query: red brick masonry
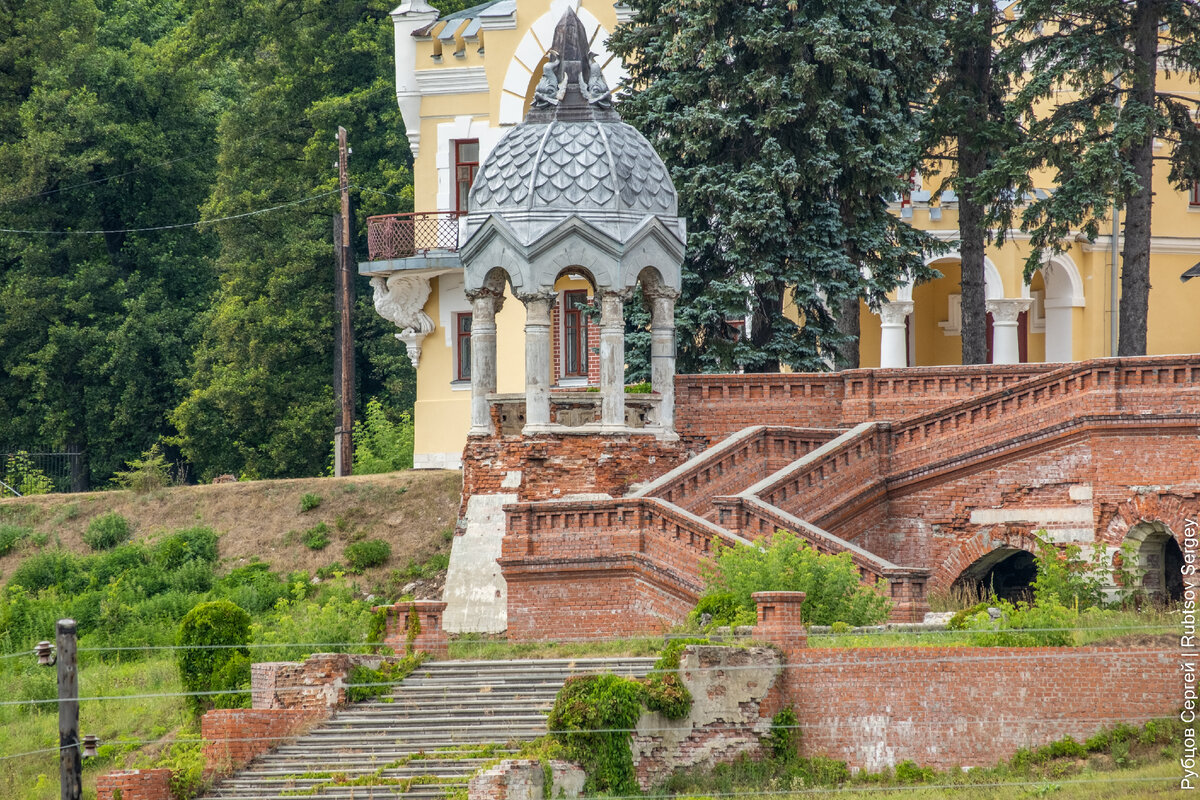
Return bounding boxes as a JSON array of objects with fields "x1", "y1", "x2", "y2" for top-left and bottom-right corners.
[
  {"x1": 751, "y1": 592, "x2": 1177, "y2": 771},
  {"x1": 476, "y1": 355, "x2": 1200, "y2": 639},
  {"x1": 96, "y1": 769, "x2": 173, "y2": 800},
  {"x1": 201, "y1": 708, "x2": 320, "y2": 774}
]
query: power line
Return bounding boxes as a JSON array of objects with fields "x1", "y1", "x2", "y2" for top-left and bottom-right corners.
[{"x1": 0, "y1": 187, "x2": 342, "y2": 236}]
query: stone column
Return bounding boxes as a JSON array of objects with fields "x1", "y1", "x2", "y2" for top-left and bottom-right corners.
[
  {"x1": 986, "y1": 298, "x2": 1032, "y2": 365},
  {"x1": 876, "y1": 301, "x2": 913, "y2": 369},
  {"x1": 599, "y1": 288, "x2": 631, "y2": 430},
  {"x1": 518, "y1": 289, "x2": 557, "y2": 432},
  {"x1": 646, "y1": 287, "x2": 680, "y2": 431},
  {"x1": 466, "y1": 288, "x2": 503, "y2": 436}
]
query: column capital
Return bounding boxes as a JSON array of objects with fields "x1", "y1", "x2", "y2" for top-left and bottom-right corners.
[
  {"x1": 986, "y1": 297, "x2": 1032, "y2": 324},
  {"x1": 875, "y1": 300, "x2": 913, "y2": 326},
  {"x1": 597, "y1": 286, "x2": 636, "y2": 303},
  {"x1": 514, "y1": 288, "x2": 559, "y2": 305},
  {"x1": 641, "y1": 285, "x2": 681, "y2": 302}
]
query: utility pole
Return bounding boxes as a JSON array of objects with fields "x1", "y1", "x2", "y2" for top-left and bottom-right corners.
[
  {"x1": 334, "y1": 126, "x2": 355, "y2": 477},
  {"x1": 57, "y1": 619, "x2": 80, "y2": 800}
]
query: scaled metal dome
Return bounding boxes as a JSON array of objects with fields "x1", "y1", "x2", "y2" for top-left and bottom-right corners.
[{"x1": 467, "y1": 9, "x2": 677, "y2": 222}]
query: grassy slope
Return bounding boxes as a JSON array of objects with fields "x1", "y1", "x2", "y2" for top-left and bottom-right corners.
[
  {"x1": 0, "y1": 470, "x2": 462, "y2": 591},
  {"x1": 0, "y1": 470, "x2": 463, "y2": 799}
]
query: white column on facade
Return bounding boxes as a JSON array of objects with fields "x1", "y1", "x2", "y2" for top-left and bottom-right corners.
[
  {"x1": 390, "y1": 1, "x2": 439, "y2": 159},
  {"x1": 876, "y1": 301, "x2": 913, "y2": 369},
  {"x1": 519, "y1": 289, "x2": 557, "y2": 432},
  {"x1": 647, "y1": 287, "x2": 680, "y2": 431},
  {"x1": 466, "y1": 288, "x2": 502, "y2": 436},
  {"x1": 599, "y1": 288, "x2": 632, "y2": 430},
  {"x1": 987, "y1": 298, "x2": 1033, "y2": 365}
]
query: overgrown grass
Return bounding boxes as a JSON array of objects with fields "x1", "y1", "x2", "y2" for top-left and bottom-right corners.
[
  {"x1": 807, "y1": 606, "x2": 1176, "y2": 648},
  {"x1": 657, "y1": 717, "x2": 1184, "y2": 799},
  {"x1": 0, "y1": 655, "x2": 189, "y2": 800}
]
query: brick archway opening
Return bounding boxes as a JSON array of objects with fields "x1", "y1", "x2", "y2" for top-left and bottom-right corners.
[
  {"x1": 951, "y1": 547, "x2": 1037, "y2": 603},
  {"x1": 1127, "y1": 522, "x2": 1185, "y2": 603}
]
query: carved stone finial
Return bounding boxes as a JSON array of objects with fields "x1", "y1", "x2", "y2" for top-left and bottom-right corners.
[
  {"x1": 532, "y1": 50, "x2": 562, "y2": 108},
  {"x1": 584, "y1": 52, "x2": 612, "y2": 108},
  {"x1": 371, "y1": 274, "x2": 435, "y2": 368}
]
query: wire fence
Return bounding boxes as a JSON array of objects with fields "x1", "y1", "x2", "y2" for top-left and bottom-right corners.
[{"x1": 1, "y1": 450, "x2": 84, "y2": 494}]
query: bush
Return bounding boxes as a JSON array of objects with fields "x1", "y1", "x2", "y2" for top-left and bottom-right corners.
[
  {"x1": 176, "y1": 600, "x2": 252, "y2": 716},
  {"x1": 4, "y1": 451, "x2": 54, "y2": 495},
  {"x1": 769, "y1": 707, "x2": 799, "y2": 760},
  {"x1": 299, "y1": 493, "x2": 322, "y2": 512},
  {"x1": 345, "y1": 538, "x2": 391, "y2": 571},
  {"x1": 84, "y1": 512, "x2": 132, "y2": 551},
  {"x1": 8, "y1": 550, "x2": 87, "y2": 594},
  {"x1": 696, "y1": 531, "x2": 891, "y2": 627},
  {"x1": 962, "y1": 596, "x2": 1077, "y2": 646},
  {"x1": 352, "y1": 398, "x2": 415, "y2": 474},
  {"x1": 547, "y1": 673, "x2": 644, "y2": 795},
  {"x1": 112, "y1": 444, "x2": 172, "y2": 493},
  {"x1": 303, "y1": 523, "x2": 330, "y2": 550},
  {"x1": 155, "y1": 527, "x2": 219, "y2": 569},
  {"x1": 0, "y1": 523, "x2": 30, "y2": 556}
]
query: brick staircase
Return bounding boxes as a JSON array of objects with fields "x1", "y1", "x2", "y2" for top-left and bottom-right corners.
[
  {"x1": 502, "y1": 355, "x2": 1200, "y2": 636},
  {"x1": 201, "y1": 657, "x2": 655, "y2": 800}
]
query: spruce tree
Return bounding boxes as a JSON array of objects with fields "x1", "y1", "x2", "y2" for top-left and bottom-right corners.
[
  {"x1": 997, "y1": 0, "x2": 1200, "y2": 356},
  {"x1": 609, "y1": 0, "x2": 946, "y2": 372},
  {"x1": 920, "y1": 2, "x2": 1024, "y2": 365}
]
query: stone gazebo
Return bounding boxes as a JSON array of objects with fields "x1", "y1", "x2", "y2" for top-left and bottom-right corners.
[{"x1": 459, "y1": 7, "x2": 685, "y2": 438}]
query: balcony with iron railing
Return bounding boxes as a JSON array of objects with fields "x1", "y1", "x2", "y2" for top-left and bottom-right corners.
[{"x1": 365, "y1": 211, "x2": 464, "y2": 262}]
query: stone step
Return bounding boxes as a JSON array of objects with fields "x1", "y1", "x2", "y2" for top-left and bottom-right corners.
[{"x1": 200, "y1": 657, "x2": 654, "y2": 800}]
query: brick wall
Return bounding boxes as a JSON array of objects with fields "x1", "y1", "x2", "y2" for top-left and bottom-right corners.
[
  {"x1": 468, "y1": 759, "x2": 585, "y2": 800},
  {"x1": 373, "y1": 600, "x2": 449, "y2": 658},
  {"x1": 96, "y1": 769, "x2": 173, "y2": 800},
  {"x1": 747, "y1": 593, "x2": 1179, "y2": 772},
  {"x1": 784, "y1": 645, "x2": 1177, "y2": 771},
  {"x1": 250, "y1": 653, "x2": 402, "y2": 711},
  {"x1": 501, "y1": 497, "x2": 740, "y2": 640},
  {"x1": 461, "y1": 433, "x2": 690, "y2": 517},
  {"x1": 632, "y1": 644, "x2": 784, "y2": 789},
  {"x1": 201, "y1": 708, "x2": 319, "y2": 775}
]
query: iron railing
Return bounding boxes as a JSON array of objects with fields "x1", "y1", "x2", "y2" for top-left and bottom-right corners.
[{"x1": 366, "y1": 211, "x2": 464, "y2": 260}]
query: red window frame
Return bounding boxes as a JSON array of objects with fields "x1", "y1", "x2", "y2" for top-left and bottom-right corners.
[
  {"x1": 455, "y1": 140, "x2": 480, "y2": 213},
  {"x1": 563, "y1": 290, "x2": 589, "y2": 377},
  {"x1": 1191, "y1": 183, "x2": 1200, "y2": 207},
  {"x1": 455, "y1": 312, "x2": 472, "y2": 381}
]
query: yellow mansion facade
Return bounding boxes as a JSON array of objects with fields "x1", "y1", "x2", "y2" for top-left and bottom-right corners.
[{"x1": 360, "y1": 0, "x2": 1200, "y2": 469}]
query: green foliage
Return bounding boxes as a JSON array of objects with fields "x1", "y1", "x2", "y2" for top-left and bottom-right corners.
[
  {"x1": 998, "y1": 0, "x2": 1200, "y2": 355},
  {"x1": 169, "y1": 0, "x2": 416, "y2": 481},
  {"x1": 962, "y1": 596, "x2": 1077, "y2": 647},
  {"x1": 345, "y1": 655, "x2": 424, "y2": 703},
  {"x1": 112, "y1": 443, "x2": 172, "y2": 493},
  {"x1": 299, "y1": 493, "x2": 322, "y2": 513},
  {"x1": 9, "y1": 550, "x2": 87, "y2": 594},
  {"x1": 698, "y1": 531, "x2": 891, "y2": 627},
  {"x1": 0, "y1": 523, "x2": 30, "y2": 556},
  {"x1": 83, "y1": 512, "x2": 132, "y2": 551},
  {"x1": 176, "y1": 600, "x2": 251, "y2": 716},
  {"x1": 1029, "y1": 534, "x2": 1107, "y2": 611},
  {"x1": 546, "y1": 674, "x2": 644, "y2": 795},
  {"x1": 353, "y1": 398, "x2": 415, "y2": 474},
  {"x1": 768, "y1": 707, "x2": 799, "y2": 761},
  {"x1": 345, "y1": 538, "x2": 391, "y2": 572},
  {"x1": 608, "y1": 0, "x2": 944, "y2": 373},
  {"x1": 155, "y1": 527, "x2": 220, "y2": 571},
  {"x1": 0, "y1": 0, "x2": 221, "y2": 488},
  {"x1": 250, "y1": 578, "x2": 376, "y2": 662},
  {"x1": 2, "y1": 453, "x2": 54, "y2": 496},
  {"x1": 302, "y1": 523, "x2": 330, "y2": 551},
  {"x1": 894, "y1": 760, "x2": 935, "y2": 784}
]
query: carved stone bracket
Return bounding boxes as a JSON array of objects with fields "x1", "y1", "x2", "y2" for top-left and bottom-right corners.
[{"x1": 371, "y1": 274, "x2": 435, "y2": 368}]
